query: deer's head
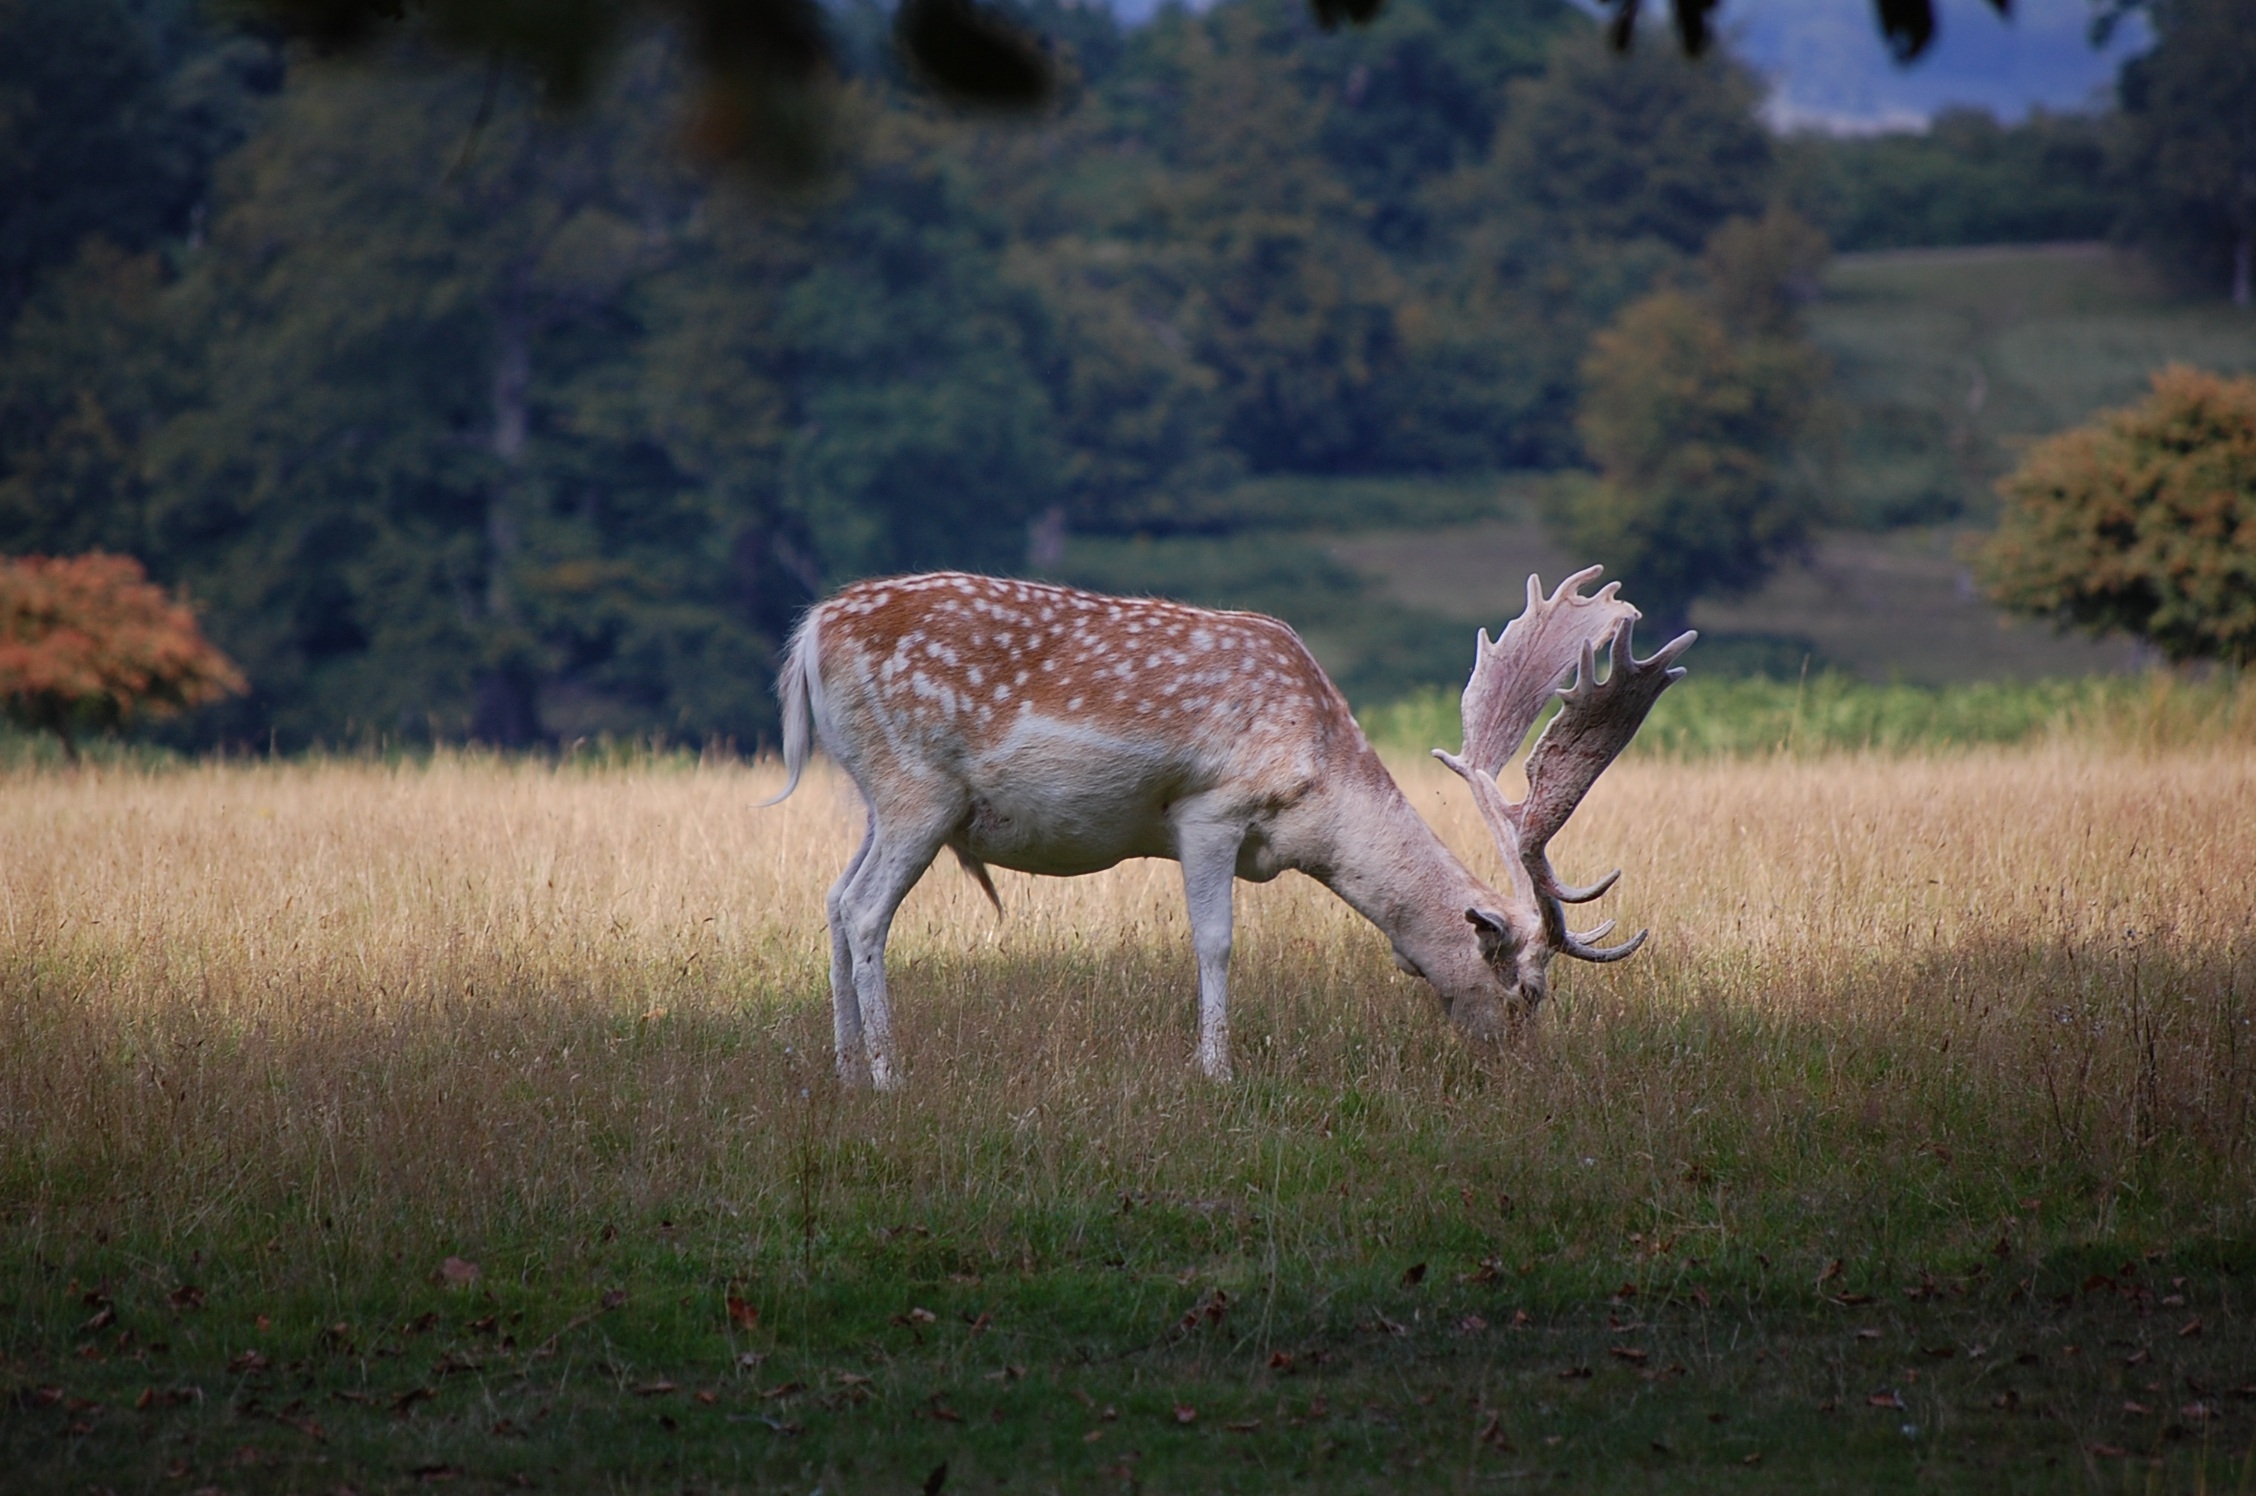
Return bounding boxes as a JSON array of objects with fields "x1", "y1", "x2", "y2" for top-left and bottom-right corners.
[{"x1": 1425, "y1": 567, "x2": 1694, "y2": 1036}]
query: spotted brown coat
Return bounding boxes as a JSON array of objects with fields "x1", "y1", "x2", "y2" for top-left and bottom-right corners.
[{"x1": 769, "y1": 568, "x2": 1692, "y2": 1088}]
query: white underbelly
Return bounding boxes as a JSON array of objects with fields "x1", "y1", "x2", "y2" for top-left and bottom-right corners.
[{"x1": 953, "y1": 716, "x2": 1203, "y2": 874}]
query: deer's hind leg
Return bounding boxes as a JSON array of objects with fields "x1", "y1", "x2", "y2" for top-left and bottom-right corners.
[
  {"x1": 825, "y1": 805, "x2": 878, "y2": 1087},
  {"x1": 836, "y1": 794, "x2": 959, "y2": 1091}
]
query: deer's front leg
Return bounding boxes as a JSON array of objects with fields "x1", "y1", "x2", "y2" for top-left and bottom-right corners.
[{"x1": 1176, "y1": 817, "x2": 1242, "y2": 1082}]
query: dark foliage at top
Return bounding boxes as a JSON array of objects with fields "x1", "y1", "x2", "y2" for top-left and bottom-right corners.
[{"x1": 0, "y1": 0, "x2": 2216, "y2": 748}]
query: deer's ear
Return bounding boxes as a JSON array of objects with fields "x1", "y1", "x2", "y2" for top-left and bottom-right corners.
[{"x1": 1465, "y1": 907, "x2": 1515, "y2": 966}]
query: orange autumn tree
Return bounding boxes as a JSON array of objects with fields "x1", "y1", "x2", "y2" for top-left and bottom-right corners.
[
  {"x1": 1976, "y1": 367, "x2": 2256, "y2": 668},
  {"x1": 0, "y1": 553, "x2": 246, "y2": 761}
]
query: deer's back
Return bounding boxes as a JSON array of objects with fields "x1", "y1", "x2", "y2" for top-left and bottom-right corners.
[{"x1": 803, "y1": 573, "x2": 1359, "y2": 873}]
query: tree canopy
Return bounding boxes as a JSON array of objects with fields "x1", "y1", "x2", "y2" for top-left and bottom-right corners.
[
  {"x1": 2114, "y1": 0, "x2": 2256, "y2": 304},
  {"x1": 1976, "y1": 366, "x2": 2256, "y2": 667},
  {"x1": 0, "y1": 550, "x2": 244, "y2": 758},
  {"x1": 1551, "y1": 208, "x2": 1833, "y2": 636},
  {"x1": 0, "y1": 0, "x2": 2207, "y2": 747},
  {"x1": 227, "y1": 0, "x2": 2004, "y2": 175}
]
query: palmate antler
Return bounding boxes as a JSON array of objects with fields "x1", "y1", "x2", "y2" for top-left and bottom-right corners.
[{"x1": 1434, "y1": 567, "x2": 1695, "y2": 964}]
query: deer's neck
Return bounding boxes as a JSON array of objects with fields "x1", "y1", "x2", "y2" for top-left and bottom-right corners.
[{"x1": 1296, "y1": 751, "x2": 1500, "y2": 989}]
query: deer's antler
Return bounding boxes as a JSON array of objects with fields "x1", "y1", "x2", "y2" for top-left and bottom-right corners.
[
  {"x1": 1458, "y1": 567, "x2": 1640, "y2": 778},
  {"x1": 1521, "y1": 619, "x2": 1694, "y2": 959},
  {"x1": 1434, "y1": 570, "x2": 1694, "y2": 966}
]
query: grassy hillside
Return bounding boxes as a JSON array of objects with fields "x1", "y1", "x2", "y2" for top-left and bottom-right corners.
[
  {"x1": 1812, "y1": 243, "x2": 2256, "y2": 527},
  {"x1": 1055, "y1": 245, "x2": 2253, "y2": 700},
  {"x1": 1330, "y1": 517, "x2": 2142, "y2": 688},
  {"x1": 1067, "y1": 498, "x2": 2139, "y2": 698}
]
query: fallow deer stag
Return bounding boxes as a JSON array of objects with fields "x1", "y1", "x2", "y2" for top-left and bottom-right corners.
[{"x1": 767, "y1": 567, "x2": 1692, "y2": 1088}]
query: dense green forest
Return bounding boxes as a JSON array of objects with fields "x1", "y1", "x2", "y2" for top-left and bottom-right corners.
[{"x1": 0, "y1": 0, "x2": 2236, "y2": 747}]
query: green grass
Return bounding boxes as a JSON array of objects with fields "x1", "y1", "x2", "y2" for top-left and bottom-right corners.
[
  {"x1": 1361, "y1": 670, "x2": 2256, "y2": 759},
  {"x1": 8, "y1": 964, "x2": 2254, "y2": 1494}
]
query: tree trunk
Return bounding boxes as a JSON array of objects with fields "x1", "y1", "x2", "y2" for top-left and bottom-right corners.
[
  {"x1": 473, "y1": 276, "x2": 542, "y2": 747},
  {"x1": 472, "y1": 658, "x2": 543, "y2": 747},
  {"x1": 486, "y1": 286, "x2": 530, "y2": 622},
  {"x1": 1027, "y1": 504, "x2": 1068, "y2": 570}
]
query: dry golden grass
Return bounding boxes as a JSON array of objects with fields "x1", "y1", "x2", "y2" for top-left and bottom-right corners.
[
  {"x1": 4, "y1": 745, "x2": 2251, "y2": 1268},
  {"x1": 5, "y1": 747, "x2": 2254, "y2": 1491}
]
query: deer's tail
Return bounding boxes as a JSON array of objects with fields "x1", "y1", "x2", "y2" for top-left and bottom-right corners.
[{"x1": 761, "y1": 606, "x2": 825, "y2": 807}]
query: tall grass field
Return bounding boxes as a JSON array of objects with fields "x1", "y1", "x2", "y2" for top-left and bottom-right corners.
[{"x1": 4, "y1": 726, "x2": 2254, "y2": 1490}]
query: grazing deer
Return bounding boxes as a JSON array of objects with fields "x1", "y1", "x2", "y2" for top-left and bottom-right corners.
[{"x1": 767, "y1": 567, "x2": 1692, "y2": 1088}]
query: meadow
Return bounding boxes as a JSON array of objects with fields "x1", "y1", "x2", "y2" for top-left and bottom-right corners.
[{"x1": 3, "y1": 722, "x2": 2253, "y2": 1492}]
